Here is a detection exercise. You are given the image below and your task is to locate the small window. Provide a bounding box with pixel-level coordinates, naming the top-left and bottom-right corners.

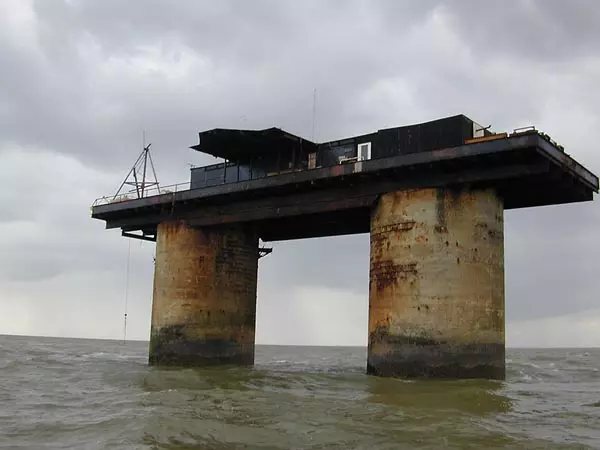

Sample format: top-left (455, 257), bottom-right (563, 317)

top-left (358, 142), bottom-right (372, 161)
top-left (308, 152), bottom-right (317, 169)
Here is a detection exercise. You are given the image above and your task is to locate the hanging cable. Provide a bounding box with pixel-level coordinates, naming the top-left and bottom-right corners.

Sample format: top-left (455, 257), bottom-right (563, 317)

top-left (123, 239), bottom-right (131, 344)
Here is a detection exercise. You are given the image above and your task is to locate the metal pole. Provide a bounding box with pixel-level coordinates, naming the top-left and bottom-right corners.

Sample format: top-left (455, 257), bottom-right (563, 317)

top-left (148, 146), bottom-right (159, 192)
top-left (141, 145), bottom-right (149, 197)
top-left (132, 168), bottom-right (140, 198)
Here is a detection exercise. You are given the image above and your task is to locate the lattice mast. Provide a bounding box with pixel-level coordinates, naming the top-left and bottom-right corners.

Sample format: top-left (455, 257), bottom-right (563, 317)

top-left (113, 136), bottom-right (160, 200)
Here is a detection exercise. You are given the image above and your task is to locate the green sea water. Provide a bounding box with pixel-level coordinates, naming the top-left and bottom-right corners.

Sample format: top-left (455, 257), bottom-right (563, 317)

top-left (1, 335), bottom-right (599, 449)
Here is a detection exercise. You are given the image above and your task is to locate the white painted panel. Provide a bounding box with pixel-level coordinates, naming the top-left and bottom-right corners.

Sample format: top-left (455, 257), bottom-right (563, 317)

top-left (358, 142), bottom-right (372, 161)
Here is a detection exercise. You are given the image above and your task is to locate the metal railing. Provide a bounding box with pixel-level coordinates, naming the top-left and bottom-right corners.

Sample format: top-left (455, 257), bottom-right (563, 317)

top-left (92, 181), bottom-right (191, 207)
top-left (91, 160), bottom-right (312, 208)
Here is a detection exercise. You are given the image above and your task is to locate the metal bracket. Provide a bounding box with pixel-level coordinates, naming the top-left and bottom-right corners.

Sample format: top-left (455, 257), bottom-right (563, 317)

top-left (122, 230), bottom-right (156, 242)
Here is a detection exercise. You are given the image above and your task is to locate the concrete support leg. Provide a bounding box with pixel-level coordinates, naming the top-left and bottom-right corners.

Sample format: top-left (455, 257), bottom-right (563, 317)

top-left (149, 220), bottom-right (259, 367)
top-left (367, 188), bottom-right (505, 379)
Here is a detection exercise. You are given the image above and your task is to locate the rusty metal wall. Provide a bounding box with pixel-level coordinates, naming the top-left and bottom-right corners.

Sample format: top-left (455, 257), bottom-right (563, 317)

top-left (149, 220), bottom-right (259, 366)
top-left (368, 188), bottom-right (505, 379)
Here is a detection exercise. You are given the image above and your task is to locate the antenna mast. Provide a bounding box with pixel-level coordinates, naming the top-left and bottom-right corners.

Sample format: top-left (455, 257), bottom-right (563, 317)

top-left (113, 132), bottom-right (160, 200)
top-left (312, 88), bottom-right (317, 141)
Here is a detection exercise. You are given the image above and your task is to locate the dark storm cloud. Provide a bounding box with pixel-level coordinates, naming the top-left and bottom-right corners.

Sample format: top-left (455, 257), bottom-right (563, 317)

top-left (2, 0), bottom-right (444, 171)
top-left (4, 0), bottom-right (599, 172)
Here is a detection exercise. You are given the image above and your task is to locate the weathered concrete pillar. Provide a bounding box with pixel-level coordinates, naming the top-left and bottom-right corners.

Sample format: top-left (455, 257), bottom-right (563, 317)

top-left (149, 220), bottom-right (259, 367)
top-left (368, 188), bottom-right (505, 379)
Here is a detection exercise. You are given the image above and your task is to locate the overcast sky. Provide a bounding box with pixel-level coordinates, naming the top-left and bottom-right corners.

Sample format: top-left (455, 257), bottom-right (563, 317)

top-left (1, 0), bottom-right (599, 348)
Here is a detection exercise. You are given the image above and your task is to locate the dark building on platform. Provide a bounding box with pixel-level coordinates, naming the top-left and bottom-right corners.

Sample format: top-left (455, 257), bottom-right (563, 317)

top-left (189, 114), bottom-right (494, 189)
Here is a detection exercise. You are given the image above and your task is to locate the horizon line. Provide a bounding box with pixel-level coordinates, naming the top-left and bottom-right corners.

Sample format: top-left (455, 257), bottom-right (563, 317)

top-left (1, 333), bottom-right (599, 350)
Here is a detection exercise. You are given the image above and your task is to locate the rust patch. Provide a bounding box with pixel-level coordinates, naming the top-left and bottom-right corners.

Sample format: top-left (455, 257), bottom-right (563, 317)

top-left (436, 188), bottom-right (446, 229)
top-left (369, 233), bottom-right (386, 260)
top-left (370, 232), bottom-right (386, 248)
top-left (448, 187), bottom-right (466, 206)
top-left (415, 235), bottom-right (429, 244)
top-left (487, 229), bottom-right (503, 240)
top-left (371, 221), bottom-right (416, 236)
top-left (370, 260), bottom-right (418, 291)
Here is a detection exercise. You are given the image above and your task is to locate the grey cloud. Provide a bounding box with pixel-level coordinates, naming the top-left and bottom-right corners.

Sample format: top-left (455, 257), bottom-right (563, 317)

top-left (505, 202), bottom-right (600, 321)
top-left (0, 3), bottom-right (508, 171)
top-left (0, 233), bottom-right (128, 282)
top-left (3, 0), bottom-right (448, 171)
top-left (0, 220), bottom-right (128, 282)
top-left (440, 0), bottom-right (600, 62)
top-left (258, 235), bottom-right (370, 295)
top-left (1, 259), bottom-right (154, 340)
top-left (0, 148), bottom-right (134, 281)
top-left (5, 0), bottom-right (599, 173)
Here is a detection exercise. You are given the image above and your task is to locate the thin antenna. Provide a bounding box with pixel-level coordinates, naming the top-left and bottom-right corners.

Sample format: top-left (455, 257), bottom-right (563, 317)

top-left (141, 149), bottom-right (148, 197)
top-left (123, 239), bottom-right (131, 344)
top-left (141, 129), bottom-right (148, 197)
top-left (148, 145), bottom-right (159, 191)
top-left (312, 88), bottom-right (317, 141)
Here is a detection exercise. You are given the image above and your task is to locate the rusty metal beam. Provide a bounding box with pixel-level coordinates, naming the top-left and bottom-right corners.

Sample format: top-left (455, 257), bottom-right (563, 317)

top-left (102, 161), bottom-right (551, 232)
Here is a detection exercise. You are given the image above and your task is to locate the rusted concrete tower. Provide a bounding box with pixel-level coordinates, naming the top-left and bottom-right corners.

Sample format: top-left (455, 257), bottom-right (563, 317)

top-left (369, 188), bottom-right (505, 378)
top-left (150, 222), bottom-right (259, 366)
top-left (91, 115), bottom-right (598, 379)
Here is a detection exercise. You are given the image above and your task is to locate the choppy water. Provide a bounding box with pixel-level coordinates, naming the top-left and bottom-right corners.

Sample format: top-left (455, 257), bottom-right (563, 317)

top-left (1, 335), bottom-right (599, 449)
